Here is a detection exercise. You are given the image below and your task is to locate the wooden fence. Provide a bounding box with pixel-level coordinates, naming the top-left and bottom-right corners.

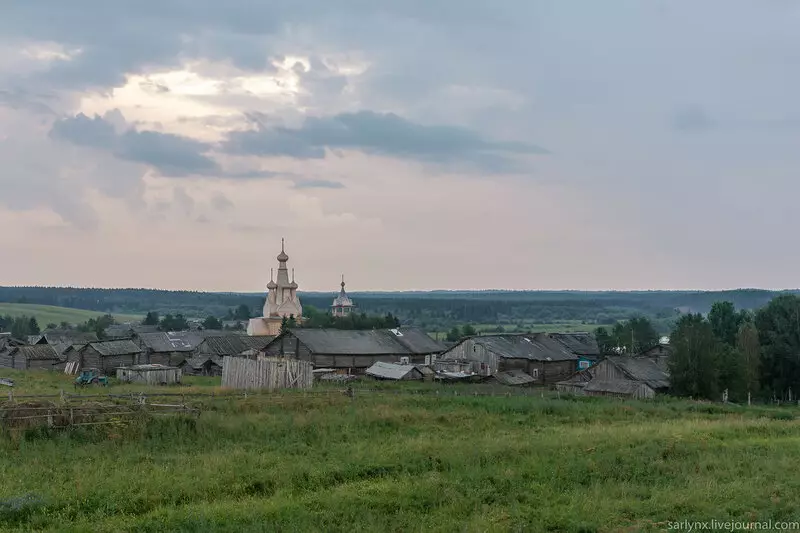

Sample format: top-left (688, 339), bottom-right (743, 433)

top-left (222, 356), bottom-right (313, 391)
top-left (0, 394), bottom-right (199, 432)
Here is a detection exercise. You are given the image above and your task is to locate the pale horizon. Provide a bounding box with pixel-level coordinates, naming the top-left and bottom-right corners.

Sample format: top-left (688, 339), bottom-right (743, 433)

top-left (2, 2), bottom-right (799, 292)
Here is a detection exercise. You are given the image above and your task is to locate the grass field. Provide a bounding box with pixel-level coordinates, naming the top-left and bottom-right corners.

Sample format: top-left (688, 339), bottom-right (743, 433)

top-left (0, 303), bottom-right (142, 327)
top-left (0, 371), bottom-right (799, 532)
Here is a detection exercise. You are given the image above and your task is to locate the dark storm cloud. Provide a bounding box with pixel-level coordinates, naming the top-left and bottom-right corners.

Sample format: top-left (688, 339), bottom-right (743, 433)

top-left (223, 110), bottom-right (548, 171)
top-left (50, 112), bottom-right (219, 176)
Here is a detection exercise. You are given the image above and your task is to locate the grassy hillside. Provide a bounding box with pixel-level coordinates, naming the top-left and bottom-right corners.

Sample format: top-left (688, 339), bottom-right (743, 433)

top-left (0, 372), bottom-right (798, 531)
top-left (0, 303), bottom-right (142, 327)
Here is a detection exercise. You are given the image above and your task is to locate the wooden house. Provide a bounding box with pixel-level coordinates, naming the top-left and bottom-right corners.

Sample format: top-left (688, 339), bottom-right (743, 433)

top-left (434, 333), bottom-right (577, 385)
top-left (5, 345), bottom-right (63, 370)
top-left (260, 327), bottom-right (445, 373)
top-left (556, 356), bottom-right (669, 399)
top-left (0, 334), bottom-right (27, 368)
top-left (194, 335), bottom-right (274, 359)
top-left (638, 343), bottom-right (672, 371)
top-left (30, 330), bottom-right (99, 358)
top-left (547, 332), bottom-right (602, 370)
top-left (69, 340), bottom-right (143, 373)
top-left (136, 331), bottom-right (204, 366)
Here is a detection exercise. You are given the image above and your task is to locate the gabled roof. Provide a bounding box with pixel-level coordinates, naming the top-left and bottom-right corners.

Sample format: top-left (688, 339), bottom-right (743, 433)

top-left (84, 339), bottom-right (142, 357)
top-left (604, 356), bottom-right (670, 389)
top-left (239, 335), bottom-right (274, 351)
top-left (387, 328), bottom-right (445, 354)
top-left (197, 335), bottom-right (274, 356)
top-left (365, 362), bottom-right (422, 380)
top-left (105, 324), bottom-right (160, 338)
top-left (275, 327), bottom-right (444, 355)
top-left (34, 331), bottom-right (100, 345)
top-left (0, 335), bottom-right (27, 352)
top-left (452, 334), bottom-right (577, 362)
top-left (548, 332), bottom-right (600, 356)
top-left (137, 332), bottom-right (204, 352)
top-left (10, 345), bottom-right (61, 360)
top-left (184, 354), bottom-right (223, 370)
top-left (493, 369), bottom-right (536, 386)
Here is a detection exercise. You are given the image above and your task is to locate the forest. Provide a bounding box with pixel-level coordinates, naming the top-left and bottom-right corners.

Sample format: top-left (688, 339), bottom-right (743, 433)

top-left (0, 286), bottom-right (790, 333)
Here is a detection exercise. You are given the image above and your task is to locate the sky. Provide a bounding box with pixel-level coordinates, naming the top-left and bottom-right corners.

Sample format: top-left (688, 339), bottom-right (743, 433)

top-left (1, 1), bottom-right (799, 292)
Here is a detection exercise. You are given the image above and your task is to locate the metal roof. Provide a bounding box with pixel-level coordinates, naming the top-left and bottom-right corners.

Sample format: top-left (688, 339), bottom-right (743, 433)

top-left (604, 356), bottom-right (670, 389)
top-left (86, 339), bottom-right (142, 357)
top-left (281, 328), bottom-right (444, 356)
top-left (463, 334), bottom-right (578, 362)
top-left (365, 362), bottom-right (422, 380)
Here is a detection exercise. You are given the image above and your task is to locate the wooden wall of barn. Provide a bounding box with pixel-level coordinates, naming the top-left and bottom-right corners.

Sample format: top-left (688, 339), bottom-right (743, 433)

top-left (81, 346), bottom-right (102, 370)
top-left (261, 334), bottom-right (426, 371)
top-left (437, 340), bottom-right (498, 376)
top-left (587, 360), bottom-right (627, 382)
top-left (0, 352), bottom-right (14, 369)
top-left (101, 354), bottom-right (138, 373)
top-left (117, 367), bottom-right (182, 385)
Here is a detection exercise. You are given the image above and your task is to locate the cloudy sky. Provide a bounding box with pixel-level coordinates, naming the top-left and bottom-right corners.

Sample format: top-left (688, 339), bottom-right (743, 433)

top-left (1, 1), bottom-right (799, 292)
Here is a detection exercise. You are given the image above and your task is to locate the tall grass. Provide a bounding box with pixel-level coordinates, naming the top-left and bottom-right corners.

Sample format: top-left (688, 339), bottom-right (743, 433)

top-left (0, 384), bottom-right (798, 532)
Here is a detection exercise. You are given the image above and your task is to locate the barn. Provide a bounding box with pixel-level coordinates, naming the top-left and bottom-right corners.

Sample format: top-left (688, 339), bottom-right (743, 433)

top-left (434, 333), bottom-right (578, 385)
top-left (136, 332), bottom-right (204, 366)
top-left (194, 335), bottom-right (274, 359)
top-left (4, 345), bottom-right (63, 370)
top-left (556, 356), bottom-right (669, 399)
top-left (69, 340), bottom-right (143, 373)
top-left (260, 328), bottom-right (445, 373)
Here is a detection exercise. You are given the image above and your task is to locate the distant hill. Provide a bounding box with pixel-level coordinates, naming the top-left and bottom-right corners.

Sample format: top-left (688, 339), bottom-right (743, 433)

top-left (0, 303), bottom-right (142, 327)
top-left (0, 286), bottom-right (794, 333)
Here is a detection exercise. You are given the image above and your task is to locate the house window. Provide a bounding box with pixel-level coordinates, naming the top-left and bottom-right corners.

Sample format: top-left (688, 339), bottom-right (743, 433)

top-left (579, 360), bottom-right (590, 370)
top-left (532, 368), bottom-right (539, 379)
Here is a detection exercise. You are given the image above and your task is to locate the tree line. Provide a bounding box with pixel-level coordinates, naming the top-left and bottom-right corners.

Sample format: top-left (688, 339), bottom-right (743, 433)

top-left (666, 297), bottom-right (800, 403)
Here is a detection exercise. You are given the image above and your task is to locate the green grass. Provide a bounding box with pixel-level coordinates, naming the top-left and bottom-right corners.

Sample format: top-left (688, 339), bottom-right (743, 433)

top-left (0, 303), bottom-right (142, 327)
top-left (0, 371), bottom-right (799, 532)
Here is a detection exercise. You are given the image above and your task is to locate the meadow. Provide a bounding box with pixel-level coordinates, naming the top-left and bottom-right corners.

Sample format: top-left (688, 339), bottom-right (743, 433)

top-left (0, 303), bottom-right (142, 328)
top-left (0, 371), bottom-right (799, 532)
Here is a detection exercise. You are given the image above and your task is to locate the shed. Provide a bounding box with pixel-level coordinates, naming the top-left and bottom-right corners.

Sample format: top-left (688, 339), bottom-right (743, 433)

top-left (261, 327), bottom-right (445, 372)
top-left (434, 333), bottom-right (577, 385)
top-left (492, 369), bottom-right (536, 387)
top-left (5, 345), bottom-right (63, 370)
top-left (0, 335), bottom-right (27, 369)
top-left (70, 339), bottom-right (143, 373)
top-left (590, 356), bottom-right (670, 391)
top-left (365, 362), bottom-right (424, 381)
top-left (116, 365), bottom-right (182, 385)
top-left (182, 354), bottom-right (223, 376)
top-left (556, 356), bottom-right (668, 399)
